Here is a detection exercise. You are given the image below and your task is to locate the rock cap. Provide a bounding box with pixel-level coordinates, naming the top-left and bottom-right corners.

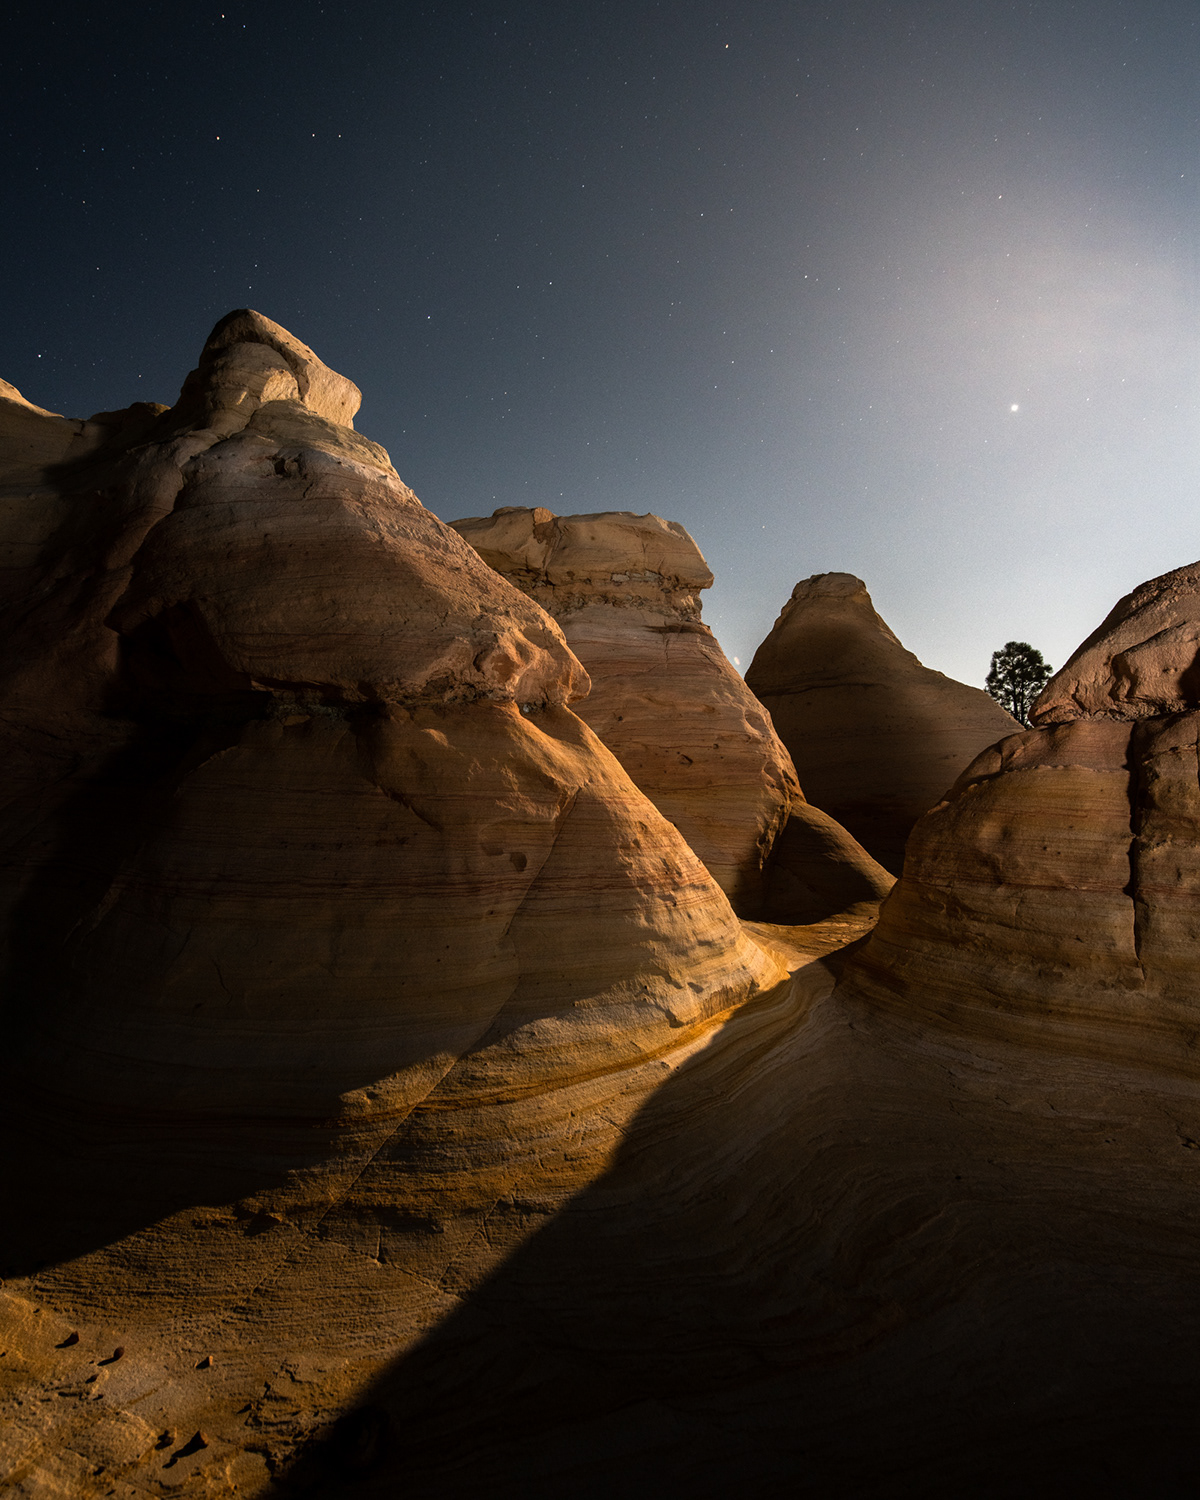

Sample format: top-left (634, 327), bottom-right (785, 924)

top-left (452, 507), bottom-right (714, 597)
top-left (1034, 560), bottom-right (1200, 724)
top-left (172, 308), bottom-right (363, 436)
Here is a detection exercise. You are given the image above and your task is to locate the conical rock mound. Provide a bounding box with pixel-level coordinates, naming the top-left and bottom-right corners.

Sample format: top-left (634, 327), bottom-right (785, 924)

top-left (843, 556), bottom-right (1200, 1069)
top-left (746, 572), bottom-right (1019, 872)
top-left (0, 315), bottom-right (785, 1492)
top-left (452, 506), bottom-right (893, 921)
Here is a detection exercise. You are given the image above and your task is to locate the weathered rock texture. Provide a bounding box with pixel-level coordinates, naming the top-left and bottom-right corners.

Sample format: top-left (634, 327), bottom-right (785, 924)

top-left (1034, 558), bottom-right (1200, 723)
top-left (0, 314), bottom-right (788, 1495)
top-left (842, 558), bottom-right (1200, 1070)
top-left (451, 507), bottom-right (893, 921)
top-left (745, 572), bottom-right (1020, 873)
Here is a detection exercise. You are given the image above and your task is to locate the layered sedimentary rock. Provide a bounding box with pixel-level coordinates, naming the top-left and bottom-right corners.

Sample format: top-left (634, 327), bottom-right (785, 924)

top-left (843, 557), bottom-right (1200, 1070)
top-left (0, 314), bottom-right (786, 1495)
top-left (745, 572), bottom-right (1019, 872)
top-left (452, 507), bottom-right (892, 921)
top-left (318, 561), bottom-right (1200, 1498)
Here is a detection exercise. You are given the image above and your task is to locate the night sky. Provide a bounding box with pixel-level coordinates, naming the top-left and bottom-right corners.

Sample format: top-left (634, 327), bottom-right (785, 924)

top-left (4, 1), bottom-right (1199, 683)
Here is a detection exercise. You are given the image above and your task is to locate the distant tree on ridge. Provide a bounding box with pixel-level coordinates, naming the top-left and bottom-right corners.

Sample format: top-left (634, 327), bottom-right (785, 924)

top-left (985, 641), bottom-right (1052, 726)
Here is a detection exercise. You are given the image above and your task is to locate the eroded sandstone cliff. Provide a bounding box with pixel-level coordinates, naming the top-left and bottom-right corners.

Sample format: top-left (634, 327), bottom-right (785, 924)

top-left (0, 314), bottom-right (789, 1496)
top-left (5, 331), bottom-right (1200, 1500)
top-left (745, 571), bottom-right (1019, 872)
top-left (452, 507), bottom-right (892, 921)
top-left (842, 558), bottom-right (1200, 1069)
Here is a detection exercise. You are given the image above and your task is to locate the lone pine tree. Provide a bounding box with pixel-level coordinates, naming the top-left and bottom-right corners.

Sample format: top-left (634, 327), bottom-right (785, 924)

top-left (986, 641), bottom-right (1052, 726)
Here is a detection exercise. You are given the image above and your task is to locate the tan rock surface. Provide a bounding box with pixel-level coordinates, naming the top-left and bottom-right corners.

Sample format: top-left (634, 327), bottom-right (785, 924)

top-left (1034, 557), bottom-right (1200, 723)
top-left (7, 331), bottom-right (1199, 1499)
top-left (0, 315), bottom-right (787, 1495)
top-left (452, 507), bottom-right (892, 920)
top-left (745, 571), bottom-right (1020, 873)
top-left (843, 558), bottom-right (1200, 1070)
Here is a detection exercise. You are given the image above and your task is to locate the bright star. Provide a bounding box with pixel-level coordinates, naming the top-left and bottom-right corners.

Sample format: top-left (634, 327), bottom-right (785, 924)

top-left (1010, 404), bottom-right (1019, 412)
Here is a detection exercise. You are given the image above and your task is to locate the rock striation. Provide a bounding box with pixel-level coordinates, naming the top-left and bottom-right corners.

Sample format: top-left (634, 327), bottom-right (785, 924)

top-left (2, 310), bottom-right (784, 1166)
top-left (451, 507), bottom-right (893, 921)
top-left (745, 571), bottom-right (1020, 873)
top-left (0, 314), bottom-right (789, 1493)
top-left (843, 557), bottom-right (1200, 1069)
top-left (9, 321), bottom-right (1199, 1499)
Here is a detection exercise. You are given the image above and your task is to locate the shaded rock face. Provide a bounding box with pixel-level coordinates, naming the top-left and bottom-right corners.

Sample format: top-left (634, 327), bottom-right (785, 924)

top-left (745, 571), bottom-right (1019, 873)
top-left (5, 338), bottom-right (1200, 1496)
top-left (452, 507), bottom-right (893, 921)
top-left (844, 559), bottom-right (1200, 1069)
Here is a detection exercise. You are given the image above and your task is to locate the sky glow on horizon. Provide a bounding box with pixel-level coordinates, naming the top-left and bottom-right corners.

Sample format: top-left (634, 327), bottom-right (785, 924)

top-left (3, 0), bottom-right (1199, 686)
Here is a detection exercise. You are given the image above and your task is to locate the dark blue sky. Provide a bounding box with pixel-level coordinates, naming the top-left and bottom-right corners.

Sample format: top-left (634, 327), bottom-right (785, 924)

top-left (5, 1), bottom-right (1199, 680)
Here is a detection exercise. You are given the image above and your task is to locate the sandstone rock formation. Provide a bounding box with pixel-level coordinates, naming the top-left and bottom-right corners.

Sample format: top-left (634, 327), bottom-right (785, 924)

top-left (842, 556), bottom-right (1200, 1069)
top-left (1034, 558), bottom-right (1200, 723)
top-left (305, 561), bottom-right (1200, 1498)
top-left (6, 324), bottom-right (1199, 1500)
top-left (451, 507), bottom-right (893, 921)
top-left (745, 571), bottom-right (1020, 872)
top-left (0, 313), bottom-right (788, 1495)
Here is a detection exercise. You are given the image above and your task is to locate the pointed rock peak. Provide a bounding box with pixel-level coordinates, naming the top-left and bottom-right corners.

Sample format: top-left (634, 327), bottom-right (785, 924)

top-left (791, 571), bottom-right (868, 600)
top-left (746, 571), bottom-right (1018, 873)
top-left (0, 377), bottom-right (64, 419)
top-left (1034, 559), bottom-right (1200, 724)
top-left (777, 573), bottom-right (904, 650)
top-left (172, 308), bottom-right (362, 436)
top-left (746, 574), bottom-right (914, 698)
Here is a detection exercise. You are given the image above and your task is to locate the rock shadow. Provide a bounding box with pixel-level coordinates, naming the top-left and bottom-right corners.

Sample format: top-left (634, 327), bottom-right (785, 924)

top-left (0, 698), bottom-right (290, 1278)
top-left (281, 977), bottom-right (1200, 1500)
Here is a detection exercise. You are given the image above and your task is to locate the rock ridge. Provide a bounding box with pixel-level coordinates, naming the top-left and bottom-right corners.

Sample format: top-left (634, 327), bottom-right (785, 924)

top-left (1034, 558), bottom-right (1200, 724)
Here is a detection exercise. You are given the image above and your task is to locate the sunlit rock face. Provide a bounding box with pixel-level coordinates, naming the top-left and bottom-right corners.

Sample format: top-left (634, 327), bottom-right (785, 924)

top-left (0, 312), bottom-right (797, 1493)
top-left (452, 506), bottom-right (893, 921)
top-left (843, 560), bottom-right (1200, 1068)
top-left (745, 571), bottom-right (1020, 873)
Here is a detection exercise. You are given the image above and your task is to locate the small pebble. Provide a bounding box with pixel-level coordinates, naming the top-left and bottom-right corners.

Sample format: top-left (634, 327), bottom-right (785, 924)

top-left (196, 1354), bottom-right (214, 1369)
top-left (57, 1332), bottom-right (80, 1348)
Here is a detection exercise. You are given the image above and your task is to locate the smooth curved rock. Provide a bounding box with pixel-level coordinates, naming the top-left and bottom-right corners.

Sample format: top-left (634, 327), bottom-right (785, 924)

top-left (746, 572), bottom-right (1020, 873)
top-left (0, 317), bottom-right (802, 1492)
top-left (452, 507), bottom-right (893, 920)
top-left (4, 354), bottom-right (1200, 1495)
top-left (3, 314), bottom-right (781, 1169)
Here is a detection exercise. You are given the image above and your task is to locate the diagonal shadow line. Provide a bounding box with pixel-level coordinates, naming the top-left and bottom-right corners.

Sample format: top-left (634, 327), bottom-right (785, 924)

top-left (274, 944), bottom-right (1200, 1500)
